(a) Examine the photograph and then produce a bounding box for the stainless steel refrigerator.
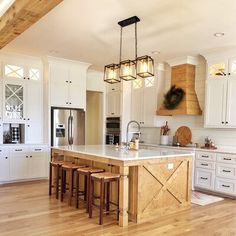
[51,108,85,146]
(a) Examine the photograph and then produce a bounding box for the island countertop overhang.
[51,145,194,167]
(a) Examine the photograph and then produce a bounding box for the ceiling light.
[104,16,154,84]
[214,32,225,37]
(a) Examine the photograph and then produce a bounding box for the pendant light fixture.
[104,16,154,84]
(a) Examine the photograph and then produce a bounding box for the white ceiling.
[2,0,236,70]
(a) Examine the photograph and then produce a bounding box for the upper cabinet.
[131,77,157,127]
[205,55,236,128]
[106,83,121,117]
[49,58,90,110]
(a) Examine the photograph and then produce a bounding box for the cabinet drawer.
[195,160,215,170]
[196,152,216,161]
[217,153,236,164]
[195,168,215,190]
[216,163,236,179]
[11,147,28,154]
[215,177,236,195]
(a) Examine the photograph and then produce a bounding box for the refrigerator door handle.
[70,116,74,145]
[68,116,71,145]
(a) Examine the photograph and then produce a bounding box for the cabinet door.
[50,64,69,107]
[106,91,120,117]
[225,78,236,127]
[228,57,236,78]
[3,80,26,123]
[195,168,215,190]
[143,80,157,126]
[205,79,227,127]
[131,88,143,123]
[10,153,29,180]
[0,81,2,121]
[0,148,10,181]
[26,123,43,144]
[68,65,86,109]
[28,152,46,178]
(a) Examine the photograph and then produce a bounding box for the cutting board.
[176,126,192,146]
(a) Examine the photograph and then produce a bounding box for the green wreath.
[163,85,185,110]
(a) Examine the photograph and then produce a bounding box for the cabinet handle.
[5,157,8,159]
[222,170,231,173]
[201,155,209,158]
[0,150,2,152]
[223,158,232,161]
[30,155,32,158]
[200,177,208,180]
[201,163,208,166]
[111,113,114,115]
[15,149,22,152]
[28,78,30,80]
[112,88,115,91]
[35,149,42,151]
[222,184,230,188]
[28,125,30,127]
[26,156,28,158]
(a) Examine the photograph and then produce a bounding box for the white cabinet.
[205,78,236,128]
[0,81,2,121]
[195,151,236,197]
[106,91,121,117]
[7,145,48,182]
[131,77,157,126]
[49,58,90,109]
[0,148,10,181]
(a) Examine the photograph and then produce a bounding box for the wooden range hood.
[157,61,202,116]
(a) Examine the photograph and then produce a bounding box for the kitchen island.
[51,145,194,227]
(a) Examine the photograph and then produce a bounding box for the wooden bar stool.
[49,160,66,199]
[61,163,86,206]
[75,167,104,211]
[89,172,120,225]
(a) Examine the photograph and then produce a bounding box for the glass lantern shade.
[119,60,136,81]
[136,55,154,78]
[104,64,120,84]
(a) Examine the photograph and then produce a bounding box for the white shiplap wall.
[141,57,236,147]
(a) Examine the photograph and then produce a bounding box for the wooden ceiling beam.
[0,0,63,49]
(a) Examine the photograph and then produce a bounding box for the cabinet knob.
[69,81,72,83]
[226,121,228,124]
[69,102,72,105]
[221,121,224,124]
[30,155,32,158]
[23,118,26,120]
[228,73,231,75]
[23,77,26,80]
[28,78,30,80]
[27,118,30,121]
[27,125,30,127]
[26,156,28,158]
[66,102,68,104]
[66,80,68,83]
[5,157,8,159]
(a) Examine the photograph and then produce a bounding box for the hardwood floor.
[0,180,235,236]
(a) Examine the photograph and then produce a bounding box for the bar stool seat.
[61,163,86,205]
[49,160,70,199]
[89,172,120,225]
[75,167,104,210]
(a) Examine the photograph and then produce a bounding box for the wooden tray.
[176,126,192,146]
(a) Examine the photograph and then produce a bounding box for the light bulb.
[141,60,148,73]
[124,65,130,76]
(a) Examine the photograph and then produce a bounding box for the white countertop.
[140,143,236,154]
[52,145,194,161]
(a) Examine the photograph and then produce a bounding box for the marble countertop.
[140,143,236,154]
[52,145,194,161]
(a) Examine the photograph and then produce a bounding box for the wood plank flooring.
[0,180,235,236]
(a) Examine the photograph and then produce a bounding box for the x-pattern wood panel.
[138,161,189,214]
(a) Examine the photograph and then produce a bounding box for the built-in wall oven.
[105,117,120,145]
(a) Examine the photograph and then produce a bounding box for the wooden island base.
[52,147,192,226]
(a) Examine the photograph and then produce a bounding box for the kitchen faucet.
[126,120,141,148]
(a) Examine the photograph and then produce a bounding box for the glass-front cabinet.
[208,57,236,78]
[4,81,25,122]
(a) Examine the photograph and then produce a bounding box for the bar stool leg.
[56,166,60,199]
[61,169,64,202]
[99,178,104,225]
[106,182,110,215]
[89,179,94,218]
[76,172,80,208]
[84,175,87,201]
[86,175,90,212]
[49,163,52,196]
[68,169,73,206]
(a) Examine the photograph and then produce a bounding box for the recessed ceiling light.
[151,51,160,55]
[214,32,225,37]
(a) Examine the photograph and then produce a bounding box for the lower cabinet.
[195,151,236,197]
[0,148,10,181]
[0,145,49,183]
